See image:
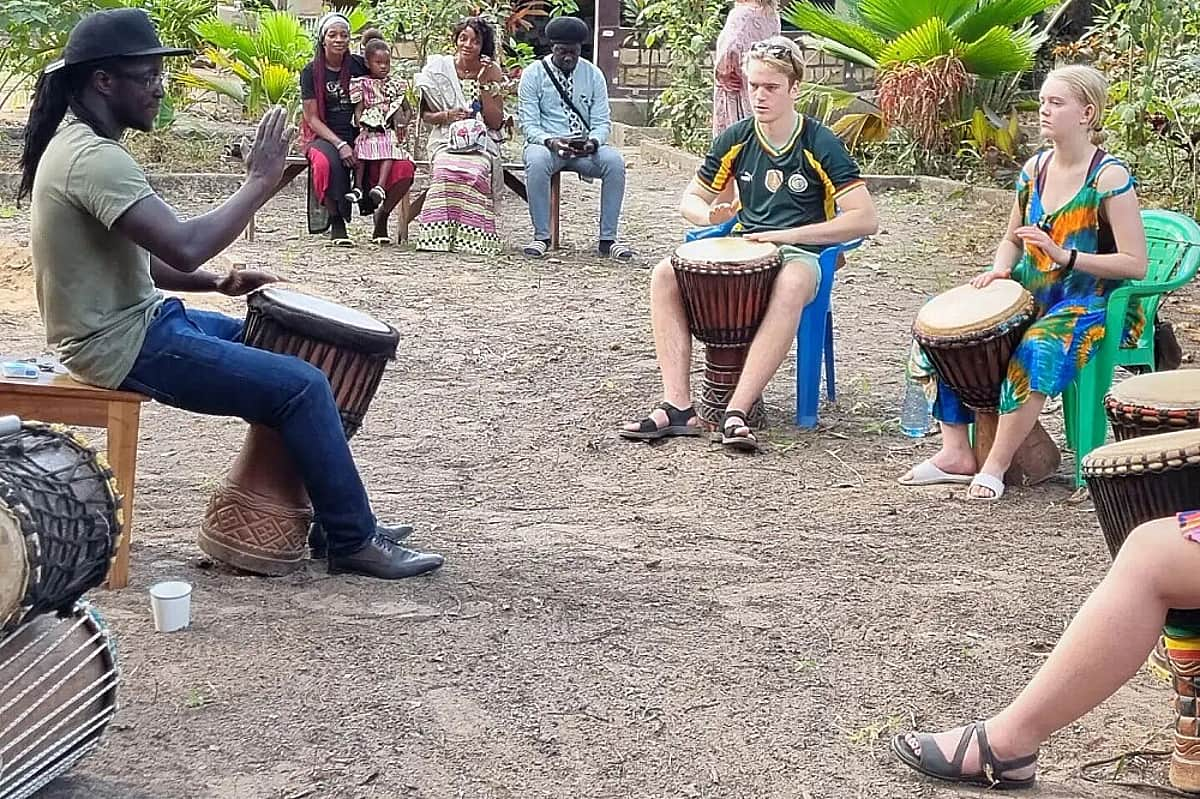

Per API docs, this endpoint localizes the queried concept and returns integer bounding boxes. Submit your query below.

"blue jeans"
[933,381,975,426]
[523,143,626,242]
[120,299,375,555]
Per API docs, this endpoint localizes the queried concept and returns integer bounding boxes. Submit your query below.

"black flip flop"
[619,401,704,441]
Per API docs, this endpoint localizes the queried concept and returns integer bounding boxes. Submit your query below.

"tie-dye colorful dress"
[912,149,1141,421]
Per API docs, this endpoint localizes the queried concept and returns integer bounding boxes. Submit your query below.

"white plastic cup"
[149,581,192,632]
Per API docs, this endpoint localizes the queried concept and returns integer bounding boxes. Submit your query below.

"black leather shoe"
[309,521,412,560]
[327,532,444,580]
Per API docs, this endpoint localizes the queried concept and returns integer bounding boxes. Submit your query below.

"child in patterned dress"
[347,32,411,208]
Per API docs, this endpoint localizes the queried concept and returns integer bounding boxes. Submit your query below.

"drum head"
[674,236,779,265]
[0,500,29,631]
[248,288,399,356]
[1109,370,1200,410]
[915,279,1033,337]
[1082,428,1200,475]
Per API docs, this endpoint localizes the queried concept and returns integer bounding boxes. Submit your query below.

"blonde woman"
[898,65,1147,500]
[712,0,780,136]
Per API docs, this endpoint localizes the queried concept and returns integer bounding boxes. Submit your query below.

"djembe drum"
[0,601,119,799]
[912,279,1059,485]
[1105,370,1200,441]
[0,423,121,634]
[1081,429,1200,791]
[671,237,784,428]
[198,288,399,576]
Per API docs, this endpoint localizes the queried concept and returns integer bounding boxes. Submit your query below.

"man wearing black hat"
[20,8,446,580]
[517,16,635,261]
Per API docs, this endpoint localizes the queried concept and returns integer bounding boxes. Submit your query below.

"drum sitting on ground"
[1105,370,1200,441]
[912,279,1059,485]
[0,601,119,799]
[0,423,121,634]
[671,237,784,428]
[199,288,400,576]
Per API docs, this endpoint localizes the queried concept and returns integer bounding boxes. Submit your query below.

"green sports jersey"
[696,115,864,236]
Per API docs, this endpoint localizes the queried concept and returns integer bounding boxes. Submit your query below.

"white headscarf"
[316,12,351,45]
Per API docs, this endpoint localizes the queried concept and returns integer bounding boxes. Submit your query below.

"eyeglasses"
[111,68,165,91]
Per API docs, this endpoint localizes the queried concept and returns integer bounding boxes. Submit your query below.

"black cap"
[44,8,192,74]
[545,16,589,45]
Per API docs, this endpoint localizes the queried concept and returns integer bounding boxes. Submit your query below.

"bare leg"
[722,260,815,438]
[621,257,697,432]
[376,159,393,191]
[900,422,976,481]
[969,393,1047,498]
[372,172,414,240]
[900,516,1200,779]
[353,162,365,194]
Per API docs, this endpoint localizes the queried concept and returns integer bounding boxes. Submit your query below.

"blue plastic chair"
[684,217,862,428]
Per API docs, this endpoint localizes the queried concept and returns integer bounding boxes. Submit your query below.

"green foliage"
[1064,0,1200,217]
[785,0,1057,161]
[783,0,1057,76]
[634,0,726,153]
[177,10,313,115]
[374,0,469,62]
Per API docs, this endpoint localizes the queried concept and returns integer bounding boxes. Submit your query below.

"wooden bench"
[243,155,563,249]
[0,371,148,590]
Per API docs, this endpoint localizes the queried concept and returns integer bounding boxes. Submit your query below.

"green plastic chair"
[1062,208,1200,487]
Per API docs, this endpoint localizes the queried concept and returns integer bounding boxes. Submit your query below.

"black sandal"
[720,409,759,452]
[892,722,1037,790]
[619,401,703,441]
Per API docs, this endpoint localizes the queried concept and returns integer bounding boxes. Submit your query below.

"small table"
[0,371,148,589]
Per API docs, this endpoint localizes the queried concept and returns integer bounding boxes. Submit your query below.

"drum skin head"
[1109,370,1200,410]
[0,500,28,630]
[1083,427,1200,474]
[253,287,391,334]
[915,279,1033,337]
[675,236,779,264]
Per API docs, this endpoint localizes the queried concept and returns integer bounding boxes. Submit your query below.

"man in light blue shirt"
[517,16,634,260]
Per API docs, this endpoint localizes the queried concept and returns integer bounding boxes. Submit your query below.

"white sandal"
[967,472,1006,501]
[898,459,974,486]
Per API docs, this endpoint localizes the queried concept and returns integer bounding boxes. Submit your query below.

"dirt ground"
[2,147,1200,799]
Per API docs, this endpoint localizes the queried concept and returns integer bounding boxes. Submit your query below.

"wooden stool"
[0,372,147,589]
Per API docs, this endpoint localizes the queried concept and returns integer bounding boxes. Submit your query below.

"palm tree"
[785,0,1063,150]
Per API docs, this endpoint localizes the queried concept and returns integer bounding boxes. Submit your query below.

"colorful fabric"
[350,74,410,162]
[712,2,780,136]
[912,149,1140,416]
[696,115,864,242]
[412,151,501,256]
[1181,510,1200,544]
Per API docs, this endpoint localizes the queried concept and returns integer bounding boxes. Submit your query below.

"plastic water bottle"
[899,377,932,438]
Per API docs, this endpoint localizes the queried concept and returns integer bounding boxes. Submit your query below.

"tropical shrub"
[1056,0,1200,216]
[177,10,314,115]
[631,0,726,153]
[785,0,1060,157]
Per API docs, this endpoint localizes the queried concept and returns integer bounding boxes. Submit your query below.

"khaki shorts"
[777,244,822,304]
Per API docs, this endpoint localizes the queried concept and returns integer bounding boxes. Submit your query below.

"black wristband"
[1067,248,1078,269]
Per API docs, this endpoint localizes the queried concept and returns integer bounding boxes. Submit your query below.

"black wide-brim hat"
[44,8,192,74]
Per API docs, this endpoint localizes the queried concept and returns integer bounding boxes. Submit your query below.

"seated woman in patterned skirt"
[412,16,506,256]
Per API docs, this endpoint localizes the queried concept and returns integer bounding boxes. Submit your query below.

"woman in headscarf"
[411,16,506,256]
[299,13,415,245]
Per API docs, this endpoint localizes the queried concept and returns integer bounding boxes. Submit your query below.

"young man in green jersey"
[620,36,878,450]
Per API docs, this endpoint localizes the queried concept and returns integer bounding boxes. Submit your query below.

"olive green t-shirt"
[31,121,162,388]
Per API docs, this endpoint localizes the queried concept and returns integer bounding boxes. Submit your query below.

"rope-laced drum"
[0,423,121,634]
[0,601,119,799]
[199,288,399,576]
[1105,369,1200,441]
[671,237,783,427]
[912,279,1059,484]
